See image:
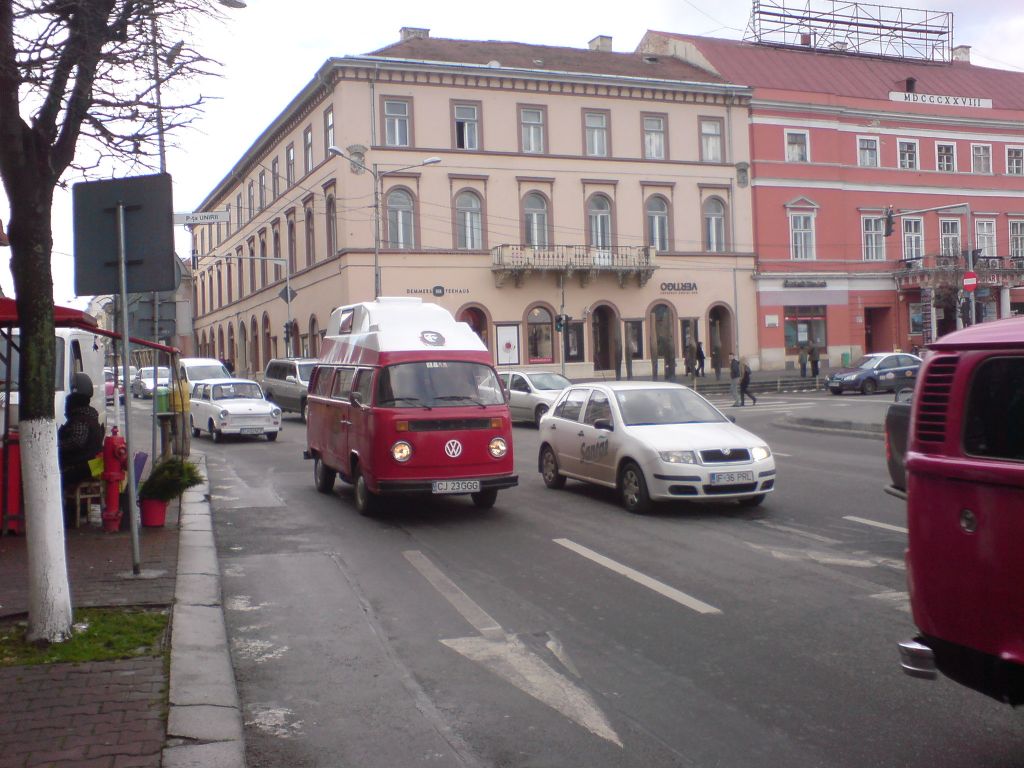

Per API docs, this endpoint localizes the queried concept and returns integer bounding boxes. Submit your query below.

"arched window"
[587,195,612,265]
[200,330,208,356]
[308,315,320,357]
[646,196,670,252]
[216,265,223,307]
[250,317,260,373]
[248,241,256,292]
[455,191,483,250]
[325,194,337,258]
[703,198,727,253]
[304,205,315,266]
[273,228,282,282]
[259,235,268,287]
[227,324,235,370]
[287,218,297,274]
[226,261,233,303]
[523,193,549,248]
[386,189,415,249]
[526,306,554,364]
[262,313,272,363]
[237,321,247,375]
[217,327,225,361]
[200,276,206,316]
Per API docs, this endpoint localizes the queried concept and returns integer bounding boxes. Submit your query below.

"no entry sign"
[963,271,978,292]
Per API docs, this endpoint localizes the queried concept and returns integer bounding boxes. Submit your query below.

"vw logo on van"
[444,439,463,458]
[420,330,446,347]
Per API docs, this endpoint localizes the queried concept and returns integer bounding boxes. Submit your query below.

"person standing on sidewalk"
[739,359,757,406]
[729,352,741,406]
[809,340,820,377]
[696,342,706,377]
[711,346,722,380]
[798,345,808,378]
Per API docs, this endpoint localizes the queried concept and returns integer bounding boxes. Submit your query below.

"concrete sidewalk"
[0,452,244,768]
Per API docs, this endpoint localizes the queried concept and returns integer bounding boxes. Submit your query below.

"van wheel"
[314,458,336,494]
[619,461,652,515]
[300,398,308,423]
[471,488,498,509]
[534,404,548,428]
[540,446,566,489]
[352,466,378,516]
[738,494,766,507]
[190,416,200,438]
[861,379,878,396]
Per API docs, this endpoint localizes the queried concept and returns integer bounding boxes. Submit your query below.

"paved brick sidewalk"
[0,508,180,768]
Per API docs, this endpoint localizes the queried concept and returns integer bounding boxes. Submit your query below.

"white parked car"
[538,381,776,513]
[498,370,570,427]
[189,378,282,442]
[131,366,170,399]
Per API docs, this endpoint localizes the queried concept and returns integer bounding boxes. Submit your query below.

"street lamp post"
[327,146,440,298]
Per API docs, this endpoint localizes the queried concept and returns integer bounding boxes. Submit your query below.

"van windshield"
[297,363,315,381]
[376,361,505,408]
[186,364,230,380]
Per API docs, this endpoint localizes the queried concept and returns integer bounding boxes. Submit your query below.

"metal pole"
[149,7,164,469]
[966,204,976,326]
[117,203,142,575]
[285,260,292,355]
[373,163,381,299]
[559,274,566,378]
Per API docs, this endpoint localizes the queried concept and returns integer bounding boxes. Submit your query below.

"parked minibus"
[898,316,1024,704]
[304,297,517,514]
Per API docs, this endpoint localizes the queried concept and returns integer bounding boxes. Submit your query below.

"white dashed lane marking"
[843,515,908,534]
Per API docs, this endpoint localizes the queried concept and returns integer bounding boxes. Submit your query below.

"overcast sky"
[3,0,1023,307]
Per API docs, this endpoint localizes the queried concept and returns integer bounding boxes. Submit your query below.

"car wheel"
[619,461,652,515]
[861,378,878,396]
[210,421,223,443]
[738,494,766,507]
[190,416,200,438]
[471,488,498,509]
[828,388,842,395]
[266,431,278,442]
[534,404,549,428]
[314,457,336,493]
[352,465,378,516]
[540,445,566,489]
[300,398,308,423]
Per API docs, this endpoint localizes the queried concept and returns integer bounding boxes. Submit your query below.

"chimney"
[400,27,430,42]
[952,45,971,63]
[588,35,612,52]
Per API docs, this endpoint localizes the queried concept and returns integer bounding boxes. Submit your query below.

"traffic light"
[555,314,565,332]
[883,206,895,237]
[283,322,291,345]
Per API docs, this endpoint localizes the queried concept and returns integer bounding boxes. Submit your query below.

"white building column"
[1000,286,1011,318]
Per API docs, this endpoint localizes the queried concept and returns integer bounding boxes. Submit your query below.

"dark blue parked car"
[827,352,922,395]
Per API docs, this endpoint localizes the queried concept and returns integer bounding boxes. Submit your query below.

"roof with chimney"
[369,31,725,85]
[645,31,1024,111]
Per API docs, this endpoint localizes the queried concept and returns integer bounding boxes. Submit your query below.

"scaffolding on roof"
[744,1,953,62]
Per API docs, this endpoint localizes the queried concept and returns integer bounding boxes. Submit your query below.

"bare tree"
[0,0,220,642]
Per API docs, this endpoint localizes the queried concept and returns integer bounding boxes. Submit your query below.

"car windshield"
[187,364,230,380]
[139,367,170,379]
[529,373,570,390]
[297,363,315,381]
[376,361,505,408]
[212,382,263,400]
[851,357,881,370]
[615,388,726,426]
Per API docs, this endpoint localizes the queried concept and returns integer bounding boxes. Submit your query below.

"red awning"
[0,297,98,328]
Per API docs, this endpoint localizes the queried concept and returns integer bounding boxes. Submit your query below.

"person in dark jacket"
[809,341,821,377]
[58,373,105,487]
[711,346,722,381]
[729,352,741,406]
[696,342,706,377]
[739,359,758,406]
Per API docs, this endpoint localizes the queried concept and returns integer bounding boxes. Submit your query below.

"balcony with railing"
[490,244,657,288]
[894,251,1024,290]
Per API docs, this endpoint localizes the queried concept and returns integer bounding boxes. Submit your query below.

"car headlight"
[843,374,859,381]
[271,407,282,418]
[659,450,697,464]
[751,445,771,461]
[219,409,229,419]
[391,441,412,462]
[488,437,508,458]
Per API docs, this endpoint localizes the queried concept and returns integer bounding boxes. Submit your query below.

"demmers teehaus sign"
[888,92,992,109]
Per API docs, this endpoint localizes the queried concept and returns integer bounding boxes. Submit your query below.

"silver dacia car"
[263,358,317,421]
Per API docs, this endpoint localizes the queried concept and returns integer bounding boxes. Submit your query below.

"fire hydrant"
[102,426,128,532]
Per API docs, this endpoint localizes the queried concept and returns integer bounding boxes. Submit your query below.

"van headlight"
[659,450,696,464]
[391,441,412,462]
[751,445,771,461]
[488,437,508,458]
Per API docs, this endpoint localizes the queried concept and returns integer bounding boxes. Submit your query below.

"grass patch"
[0,607,169,666]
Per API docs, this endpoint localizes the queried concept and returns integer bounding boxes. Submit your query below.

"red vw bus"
[304,298,517,514]
[898,316,1024,704]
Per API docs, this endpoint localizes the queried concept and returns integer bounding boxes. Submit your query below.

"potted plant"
[137,457,204,526]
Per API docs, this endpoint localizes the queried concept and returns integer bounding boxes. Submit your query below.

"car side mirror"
[594,418,614,432]
[350,391,364,407]
[895,387,914,404]
[286,375,298,383]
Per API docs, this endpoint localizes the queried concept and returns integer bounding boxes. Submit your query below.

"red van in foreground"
[304,297,517,514]
[898,316,1024,704]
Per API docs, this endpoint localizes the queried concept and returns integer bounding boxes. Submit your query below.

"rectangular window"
[643,115,666,160]
[936,142,956,172]
[324,107,334,154]
[246,182,254,222]
[303,126,313,174]
[258,171,266,211]
[1007,147,1024,176]
[940,218,961,258]
[384,99,410,147]
[700,118,723,162]
[898,139,918,170]
[286,144,295,187]
[857,136,878,167]
[790,213,815,260]
[908,303,923,335]
[785,130,808,162]
[862,217,885,261]
[783,305,827,353]
[521,107,545,154]
[976,219,996,257]
[584,111,609,157]
[454,103,479,150]
[972,144,992,174]
[1010,220,1024,259]
[271,158,280,200]
[903,218,923,260]
[235,193,242,227]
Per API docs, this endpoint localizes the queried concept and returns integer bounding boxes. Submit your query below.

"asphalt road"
[163,392,1024,768]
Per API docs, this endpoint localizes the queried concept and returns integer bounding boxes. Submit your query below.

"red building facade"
[642,26,1024,369]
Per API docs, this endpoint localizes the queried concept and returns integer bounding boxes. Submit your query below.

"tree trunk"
[8,186,73,643]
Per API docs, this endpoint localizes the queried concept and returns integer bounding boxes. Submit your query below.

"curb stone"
[776,415,884,441]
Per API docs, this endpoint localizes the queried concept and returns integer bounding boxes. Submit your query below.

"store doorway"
[864,307,893,352]
[458,306,489,350]
[591,306,619,371]
[708,304,734,360]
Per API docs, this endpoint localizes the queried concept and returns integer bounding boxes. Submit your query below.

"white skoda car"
[190,378,282,443]
[538,381,775,513]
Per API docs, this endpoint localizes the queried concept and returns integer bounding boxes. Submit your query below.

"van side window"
[352,368,374,404]
[963,357,1024,461]
[311,367,334,397]
[338,310,354,334]
[70,340,84,376]
[332,368,354,400]
[554,389,588,422]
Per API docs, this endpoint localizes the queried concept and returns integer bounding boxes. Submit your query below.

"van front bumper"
[376,475,519,495]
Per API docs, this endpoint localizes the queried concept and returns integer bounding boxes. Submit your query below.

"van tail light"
[490,417,503,429]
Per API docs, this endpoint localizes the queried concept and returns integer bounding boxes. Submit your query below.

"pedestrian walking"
[711,346,722,381]
[798,345,808,378]
[739,359,757,406]
[729,352,741,406]
[684,340,696,377]
[809,340,820,377]
[696,342,706,377]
